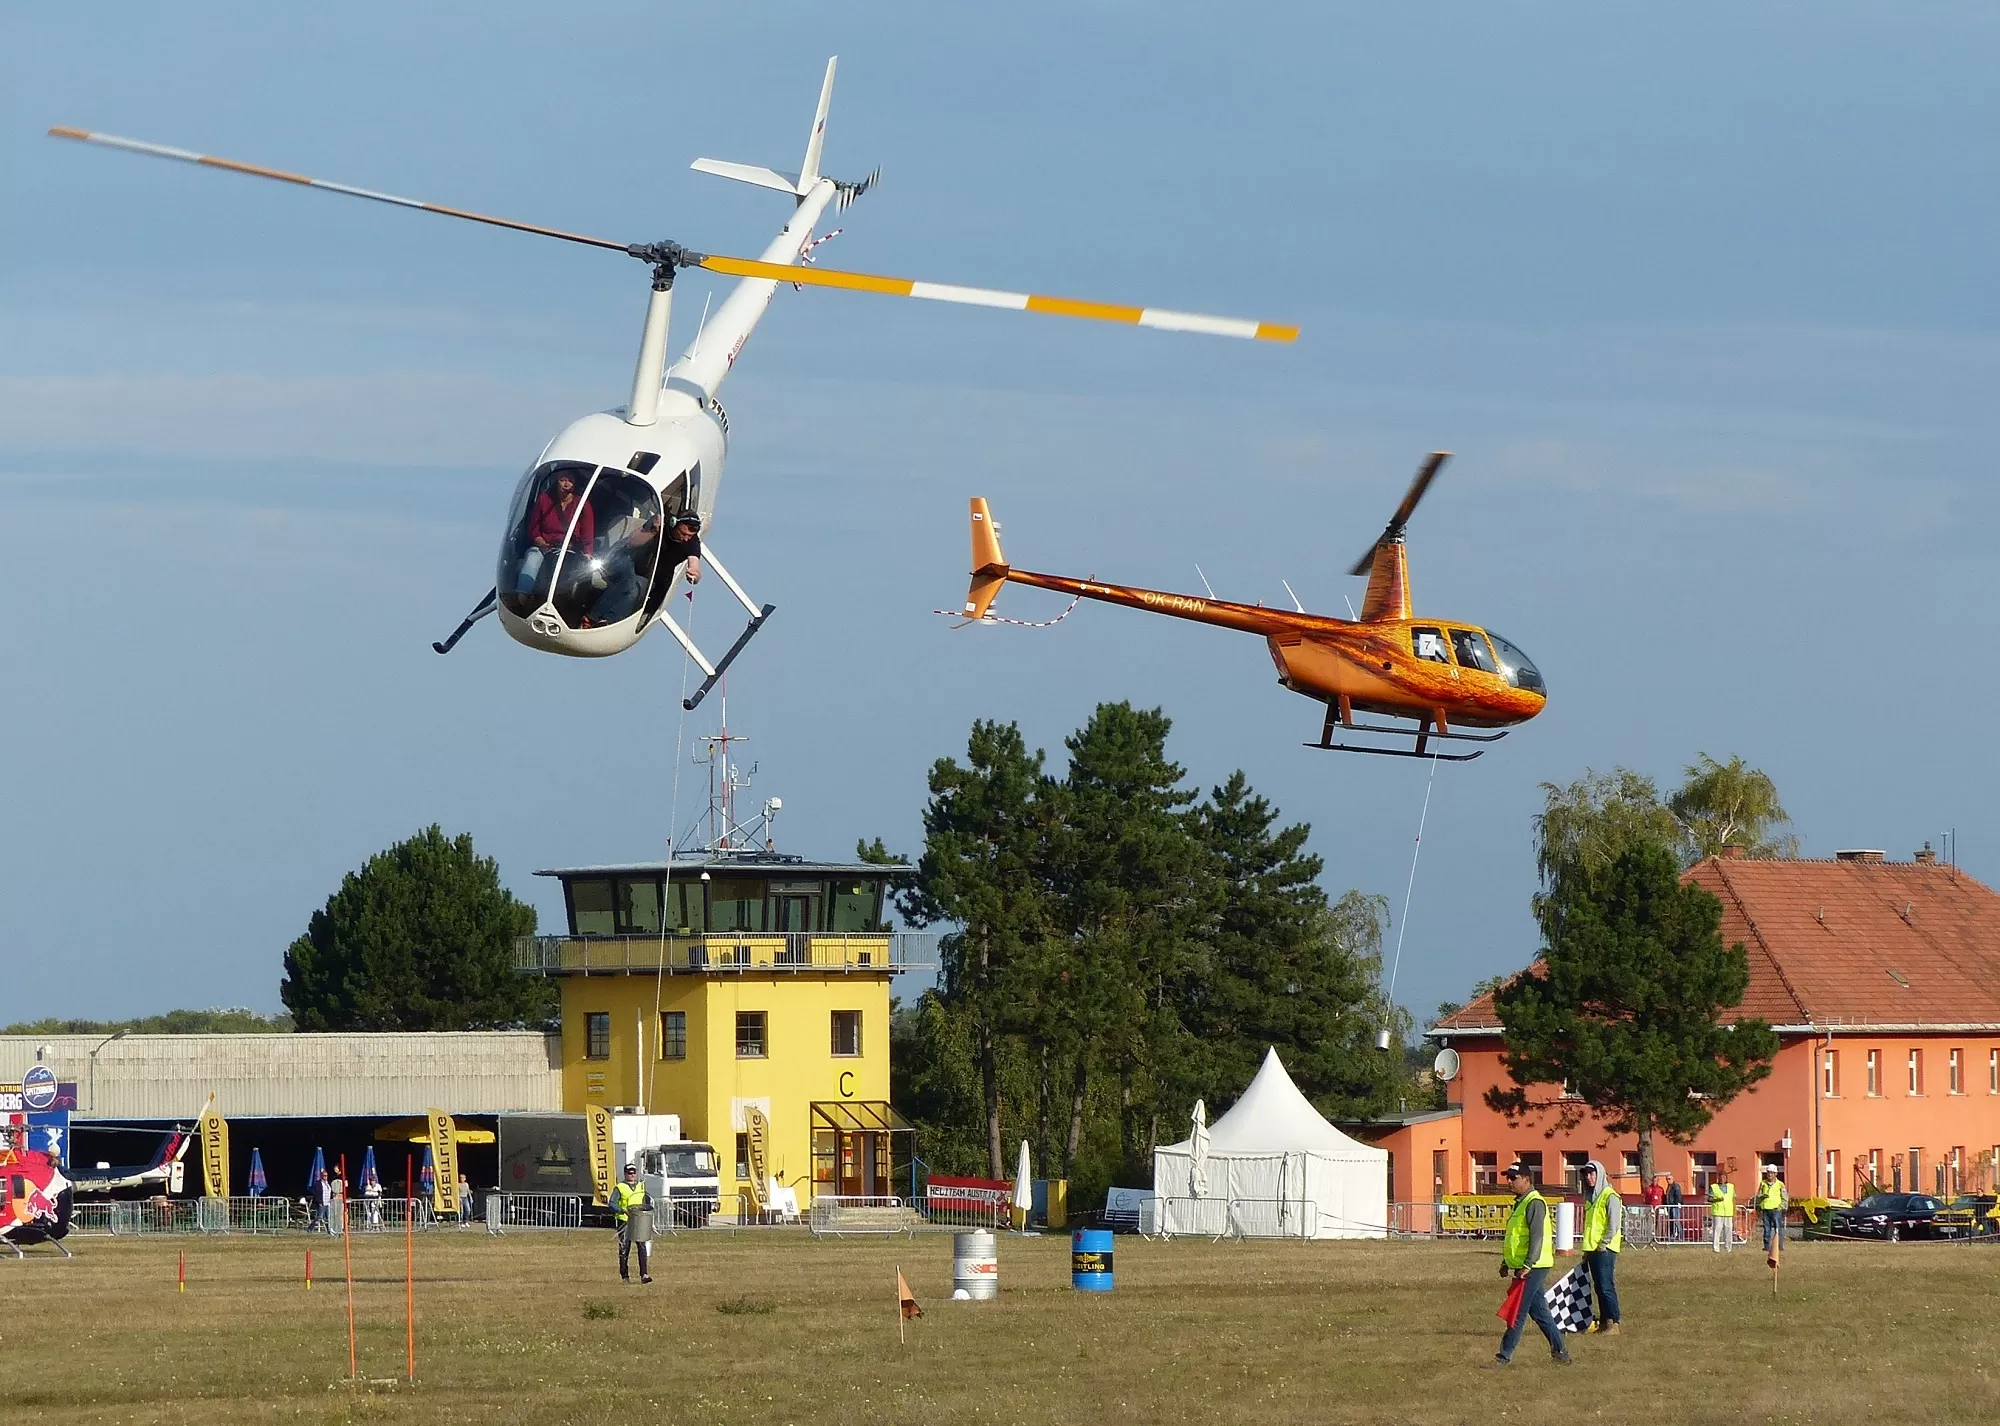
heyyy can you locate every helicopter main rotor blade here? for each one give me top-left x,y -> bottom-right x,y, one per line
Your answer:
695,253 -> 1298,342
1348,450 -> 1451,577
48,127 -> 629,253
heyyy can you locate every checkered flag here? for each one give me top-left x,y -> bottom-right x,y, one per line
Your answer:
1544,1264 -> 1595,1334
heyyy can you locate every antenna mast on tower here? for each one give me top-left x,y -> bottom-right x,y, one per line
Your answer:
678,688 -> 782,856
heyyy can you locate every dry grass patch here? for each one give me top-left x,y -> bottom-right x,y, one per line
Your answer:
6,1231 -> 1998,1424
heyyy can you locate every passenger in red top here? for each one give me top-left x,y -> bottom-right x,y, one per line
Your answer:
514,467 -> 596,597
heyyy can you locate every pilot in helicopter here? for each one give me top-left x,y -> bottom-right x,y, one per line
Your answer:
586,507 -> 703,626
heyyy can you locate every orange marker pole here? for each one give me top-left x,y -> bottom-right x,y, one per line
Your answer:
305,1247 -> 313,1290
177,1250 -> 185,1292
342,1186 -> 358,1380
405,1151 -> 417,1382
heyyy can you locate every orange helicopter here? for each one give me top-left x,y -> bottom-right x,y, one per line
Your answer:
957,453 -> 1546,759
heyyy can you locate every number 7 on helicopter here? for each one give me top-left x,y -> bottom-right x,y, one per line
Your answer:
50,58 -> 1297,710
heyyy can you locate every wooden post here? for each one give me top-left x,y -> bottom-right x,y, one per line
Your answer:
305,1247 -> 313,1290
177,1250 -> 185,1293
406,1152 -> 417,1382
342,1181 -> 358,1379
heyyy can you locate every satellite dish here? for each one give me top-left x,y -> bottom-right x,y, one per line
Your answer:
1432,1047 -> 1462,1082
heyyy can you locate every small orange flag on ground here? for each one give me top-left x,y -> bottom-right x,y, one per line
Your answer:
898,1268 -> 923,1321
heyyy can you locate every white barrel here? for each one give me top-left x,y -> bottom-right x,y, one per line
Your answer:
1555,1199 -> 1576,1253
953,1229 -> 998,1301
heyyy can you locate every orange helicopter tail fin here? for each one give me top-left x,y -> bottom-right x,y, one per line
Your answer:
963,497 -> 1010,620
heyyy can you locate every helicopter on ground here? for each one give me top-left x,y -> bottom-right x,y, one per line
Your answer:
52,59 -> 1295,710
956,452 -> 1547,759
1,1121 -> 74,1259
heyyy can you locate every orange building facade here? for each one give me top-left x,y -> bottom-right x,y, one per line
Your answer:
1430,849 -> 2000,1204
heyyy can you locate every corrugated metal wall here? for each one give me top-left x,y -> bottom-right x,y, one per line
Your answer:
0,1033 -> 562,1119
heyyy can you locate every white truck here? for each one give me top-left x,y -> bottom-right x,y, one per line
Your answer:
613,1113 -> 722,1229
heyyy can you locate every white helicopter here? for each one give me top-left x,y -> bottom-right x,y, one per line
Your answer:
52,59 -> 1296,709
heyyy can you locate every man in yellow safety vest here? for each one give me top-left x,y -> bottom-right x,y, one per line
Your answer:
614,1163 -> 653,1284
1488,1162 -> 1572,1367
1708,1173 -> 1736,1253
1756,1165 -> 1788,1257
1579,1159 -> 1622,1334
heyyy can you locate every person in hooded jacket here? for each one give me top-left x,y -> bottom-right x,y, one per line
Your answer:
1579,1159 -> 1622,1334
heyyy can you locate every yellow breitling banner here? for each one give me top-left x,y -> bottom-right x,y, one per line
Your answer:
1438,1194 -> 1517,1236
587,1105 -> 615,1206
744,1106 -> 770,1212
198,1102 -> 229,1200
427,1108 -> 462,1217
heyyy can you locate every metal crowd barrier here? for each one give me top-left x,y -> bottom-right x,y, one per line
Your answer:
919,1188 -> 1012,1233
808,1194 -> 924,1237
490,1192 -> 586,1230
67,1196 -> 444,1236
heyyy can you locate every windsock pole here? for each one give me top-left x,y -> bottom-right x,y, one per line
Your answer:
405,1152 -> 417,1382
343,1184 -> 358,1379
305,1247 -> 313,1290
177,1250 -> 185,1292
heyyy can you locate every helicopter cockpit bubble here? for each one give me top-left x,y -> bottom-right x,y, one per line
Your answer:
499,460 -> 596,619
1486,630 -> 1546,694
567,468 -> 669,629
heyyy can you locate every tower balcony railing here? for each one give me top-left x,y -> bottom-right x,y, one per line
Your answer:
513,931 -> 936,976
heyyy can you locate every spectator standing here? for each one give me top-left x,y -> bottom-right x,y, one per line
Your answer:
1486,1163 -> 1572,1368
1643,1174 -> 1666,1241
1757,1166 -> 1788,1257
1579,1160 -> 1623,1335
1709,1174 -> 1737,1253
1665,1177 -> 1684,1242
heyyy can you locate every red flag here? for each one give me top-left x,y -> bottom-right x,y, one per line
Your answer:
897,1269 -> 923,1321
1496,1277 -> 1525,1327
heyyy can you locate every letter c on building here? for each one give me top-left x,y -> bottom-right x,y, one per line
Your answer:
839,1071 -> 855,1098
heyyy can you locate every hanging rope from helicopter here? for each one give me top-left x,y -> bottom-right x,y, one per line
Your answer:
1386,752 -> 1441,1007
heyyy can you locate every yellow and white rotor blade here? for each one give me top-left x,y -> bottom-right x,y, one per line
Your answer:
696,253 -> 1298,342
47,126 -> 629,253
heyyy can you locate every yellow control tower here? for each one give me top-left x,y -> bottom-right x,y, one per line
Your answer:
518,844 -> 925,1213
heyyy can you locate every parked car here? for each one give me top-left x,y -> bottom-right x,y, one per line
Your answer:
1829,1193 -> 1947,1241
1931,1194 -> 1999,1240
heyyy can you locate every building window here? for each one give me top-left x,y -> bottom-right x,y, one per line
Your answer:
585,1012 -> 611,1060
831,1010 -> 862,1058
1470,1152 -> 1498,1191
1621,1150 -> 1641,1178
1949,1048 -> 1964,1095
735,1133 -> 750,1180
1514,1151 -> 1543,1187
1692,1151 -> 1719,1194
735,1011 -> 767,1059
1951,1146 -> 1965,1195
1990,1049 -> 1999,1094
1909,1049 -> 1924,1096
829,880 -> 882,933
710,879 -> 767,933
1909,1148 -> 1922,1192
571,879 -> 616,936
659,1010 -> 686,1061
1866,1050 -> 1881,1097
1824,1149 -> 1838,1196
1823,1049 -> 1839,1098
1867,1150 -> 1881,1190
1562,1151 -> 1589,1193
618,877 -> 662,934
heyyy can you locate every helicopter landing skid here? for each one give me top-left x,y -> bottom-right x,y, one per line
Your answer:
655,548 -> 776,711
1305,740 -> 1485,762
1308,705 -> 1506,761
433,587 -> 498,655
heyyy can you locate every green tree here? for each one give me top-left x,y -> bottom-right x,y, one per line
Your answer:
280,826 -> 549,1031
1187,773 -> 1401,1121
3,1008 -> 293,1035
1485,840 -> 1780,1182
1053,703 -> 1216,1181
900,721 -> 1058,1178
1532,768 -> 1681,940
1669,753 -> 1799,863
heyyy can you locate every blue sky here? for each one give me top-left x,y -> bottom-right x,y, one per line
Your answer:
4,2 -> 1997,1025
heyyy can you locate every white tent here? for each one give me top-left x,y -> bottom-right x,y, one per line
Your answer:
1152,1048 -> 1389,1240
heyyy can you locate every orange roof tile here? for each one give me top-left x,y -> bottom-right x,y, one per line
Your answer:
1432,857 -> 2000,1035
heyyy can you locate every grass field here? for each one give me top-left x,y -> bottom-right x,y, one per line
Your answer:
10,1229 -> 1999,1425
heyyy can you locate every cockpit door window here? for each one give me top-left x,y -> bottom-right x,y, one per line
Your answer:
1450,629 -> 1499,674
1411,627 -> 1452,664
498,461 -> 596,617
1487,631 -> 1547,693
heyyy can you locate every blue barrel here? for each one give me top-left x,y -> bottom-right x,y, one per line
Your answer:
1071,1227 -> 1114,1292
